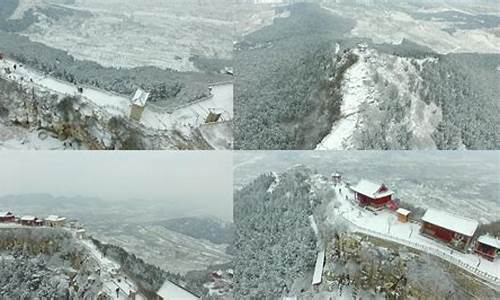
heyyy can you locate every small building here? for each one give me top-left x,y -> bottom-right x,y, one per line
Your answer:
420,209 -> 478,252
475,235 -> 500,262
396,208 -> 411,223
76,229 -> 87,239
312,250 -> 325,287
0,212 -> 15,223
211,270 -> 223,280
0,53 -> 4,60
20,215 -> 39,226
45,215 -> 67,227
331,172 -> 341,184
205,111 -> 222,123
350,180 -> 394,209
130,88 -> 150,121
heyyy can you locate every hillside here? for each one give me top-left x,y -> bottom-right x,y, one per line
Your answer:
160,216 -> 235,246
234,2 -> 500,150
233,165 -> 500,298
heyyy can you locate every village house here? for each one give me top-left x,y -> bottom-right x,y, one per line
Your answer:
20,215 -> 42,226
474,235 -> 500,262
350,180 -> 394,209
76,229 -> 87,240
130,88 -> 150,121
0,211 -> 15,223
44,215 -> 67,227
331,172 -> 342,185
420,209 -> 478,252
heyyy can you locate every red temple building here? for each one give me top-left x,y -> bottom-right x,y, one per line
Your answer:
20,215 -> 42,226
350,180 -> 394,209
475,235 -> 500,262
420,209 -> 478,252
0,212 -> 15,223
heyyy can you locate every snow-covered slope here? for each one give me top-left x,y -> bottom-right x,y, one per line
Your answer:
316,46 -> 442,150
15,0 -> 234,72
0,58 -> 232,149
321,2 -> 500,55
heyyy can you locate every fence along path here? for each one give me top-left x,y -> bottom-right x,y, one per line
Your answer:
340,216 -> 500,285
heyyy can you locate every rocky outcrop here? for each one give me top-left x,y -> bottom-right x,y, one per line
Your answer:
0,78 -> 210,149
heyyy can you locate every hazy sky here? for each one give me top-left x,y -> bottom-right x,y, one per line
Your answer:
0,151 -> 233,220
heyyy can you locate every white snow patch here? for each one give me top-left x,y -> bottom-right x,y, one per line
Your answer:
267,171 -> 280,193
157,280 -> 199,300
316,48 -> 376,150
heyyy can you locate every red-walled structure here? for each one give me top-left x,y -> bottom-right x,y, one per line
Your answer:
475,235 -> 500,261
421,209 -> 479,252
350,180 -> 394,208
0,212 -> 15,223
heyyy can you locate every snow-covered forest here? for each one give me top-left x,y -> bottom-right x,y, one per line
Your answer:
234,2 -> 500,150
234,167 -> 318,297
0,228 -> 103,299
234,4 -> 357,149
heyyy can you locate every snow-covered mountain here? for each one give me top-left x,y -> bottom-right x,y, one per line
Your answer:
233,163 -> 500,298
234,1 -> 500,150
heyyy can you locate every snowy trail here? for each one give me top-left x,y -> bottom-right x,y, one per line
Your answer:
0,58 -> 233,134
79,239 -> 145,300
323,180 -> 500,287
141,83 -> 233,133
316,49 -> 374,150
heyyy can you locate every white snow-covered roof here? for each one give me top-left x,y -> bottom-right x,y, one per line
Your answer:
422,209 -> 479,237
478,235 -> 500,249
21,215 -> 36,221
312,250 -> 325,285
350,179 -> 394,199
396,208 -> 411,216
131,88 -> 150,107
0,212 -> 13,217
45,215 -> 66,222
332,172 -> 341,177
157,280 -> 199,300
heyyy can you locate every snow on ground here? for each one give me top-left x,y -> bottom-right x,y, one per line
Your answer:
0,125 -> 75,150
79,239 -> 145,300
157,280 -> 199,300
316,47 -> 441,150
199,121 -> 233,150
141,83 -> 233,133
323,179 -> 500,286
316,48 -> 373,150
18,0 -> 233,72
0,58 -> 232,143
97,224 -> 231,275
321,4 -> 500,54
267,171 -> 280,193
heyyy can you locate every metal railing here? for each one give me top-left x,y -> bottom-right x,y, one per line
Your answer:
340,215 -> 500,284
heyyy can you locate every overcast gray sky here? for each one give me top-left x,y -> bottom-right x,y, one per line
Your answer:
0,151 -> 233,220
